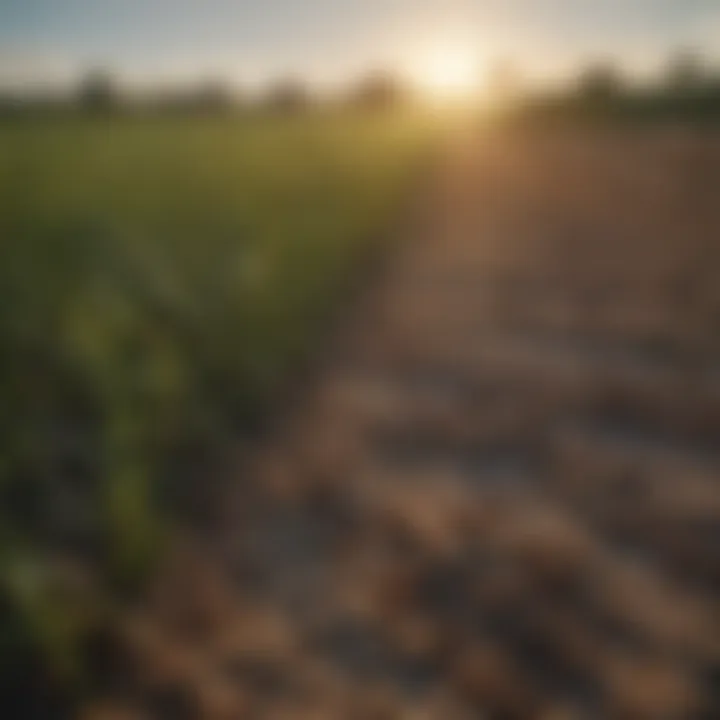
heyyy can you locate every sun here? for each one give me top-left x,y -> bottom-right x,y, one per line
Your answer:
412,45 -> 482,101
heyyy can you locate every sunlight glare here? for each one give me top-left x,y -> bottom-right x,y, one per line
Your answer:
413,45 -> 482,102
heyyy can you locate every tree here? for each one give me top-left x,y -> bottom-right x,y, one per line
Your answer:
348,71 -> 408,110
576,61 -> 625,104
190,79 -> 235,113
663,49 -> 708,96
77,69 -> 118,113
263,78 -> 311,113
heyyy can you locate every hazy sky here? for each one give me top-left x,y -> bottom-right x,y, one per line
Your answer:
1,0 -> 719,89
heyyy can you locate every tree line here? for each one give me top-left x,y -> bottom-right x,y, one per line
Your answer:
0,69 -> 411,116
509,50 -> 720,123
1,49 -> 719,119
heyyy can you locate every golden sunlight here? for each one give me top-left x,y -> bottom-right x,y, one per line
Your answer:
411,44 -> 483,101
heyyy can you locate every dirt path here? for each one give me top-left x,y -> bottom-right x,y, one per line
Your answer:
92,127 -> 720,719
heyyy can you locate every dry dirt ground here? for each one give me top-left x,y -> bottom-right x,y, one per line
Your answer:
88,126 -> 720,719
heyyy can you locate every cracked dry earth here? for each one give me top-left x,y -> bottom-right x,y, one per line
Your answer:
89,127 -> 720,720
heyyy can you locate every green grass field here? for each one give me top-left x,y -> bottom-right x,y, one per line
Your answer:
0,111 -> 437,684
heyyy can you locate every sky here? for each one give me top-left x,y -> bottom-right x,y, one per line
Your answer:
0,0 -> 719,90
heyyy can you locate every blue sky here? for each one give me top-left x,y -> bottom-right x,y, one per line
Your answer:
0,0 -> 719,88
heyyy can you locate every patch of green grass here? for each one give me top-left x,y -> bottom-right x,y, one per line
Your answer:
0,110 -> 439,680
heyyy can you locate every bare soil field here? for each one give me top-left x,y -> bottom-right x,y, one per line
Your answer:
89,126 -> 720,719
